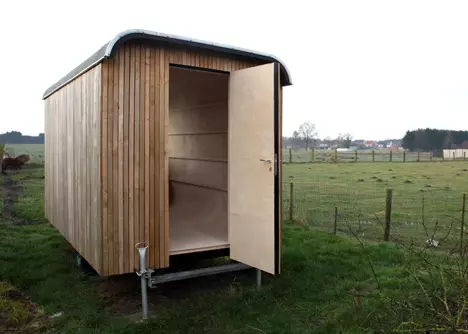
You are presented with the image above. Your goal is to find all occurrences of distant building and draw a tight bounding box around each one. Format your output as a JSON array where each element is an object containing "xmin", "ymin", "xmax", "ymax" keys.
[
  {"xmin": 387, "ymin": 142, "xmax": 402, "ymax": 151},
  {"xmin": 316, "ymin": 143, "xmax": 329, "ymax": 150},
  {"xmin": 363, "ymin": 140, "xmax": 376, "ymax": 148}
]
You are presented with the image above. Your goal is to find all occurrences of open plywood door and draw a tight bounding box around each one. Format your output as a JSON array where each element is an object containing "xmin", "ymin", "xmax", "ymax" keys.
[{"xmin": 228, "ymin": 62, "xmax": 281, "ymax": 275}]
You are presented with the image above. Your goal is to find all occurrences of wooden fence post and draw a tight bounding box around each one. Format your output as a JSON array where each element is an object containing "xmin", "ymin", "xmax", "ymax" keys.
[
  {"xmin": 372, "ymin": 150, "xmax": 375, "ymax": 162},
  {"xmin": 464, "ymin": 152, "xmax": 466, "ymax": 161},
  {"xmin": 461, "ymin": 193, "xmax": 466, "ymax": 255},
  {"xmin": 289, "ymin": 182, "xmax": 294, "ymax": 221},
  {"xmin": 403, "ymin": 151, "xmax": 406, "ymax": 163},
  {"xmin": 384, "ymin": 188, "xmax": 393, "ymax": 241},
  {"xmin": 417, "ymin": 151, "xmax": 420, "ymax": 162},
  {"xmin": 354, "ymin": 150, "xmax": 358, "ymax": 162},
  {"xmin": 289, "ymin": 148, "xmax": 292, "ymax": 164},
  {"xmin": 334, "ymin": 149, "xmax": 338, "ymax": 162},
  {"xmin": 430, "ymin": 152, "xmax": 433, "ymax": 161},
  {"xmin": 334, "ymin": 206, "xmax": 338, "ymax": 235},
  {"xmin": 311, "ymin": 148, "xmax": 315, "ymax": 162},
  {"xmin": 389, "ymin": 150, "xmax": 393, "ymax": 162}
]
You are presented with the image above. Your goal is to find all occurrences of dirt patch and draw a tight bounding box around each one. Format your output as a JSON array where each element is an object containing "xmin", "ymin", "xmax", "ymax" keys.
[
  {"xmin": 0, "ymin": 173, "xmax": 40, "ymax": 226},
  {"xmin": 0, "ymin": 281, "xmax": 49, "ymax": 333},
  {"xmin": 0, "ymin": 174, "xmax": 21, "ymax": 219}
]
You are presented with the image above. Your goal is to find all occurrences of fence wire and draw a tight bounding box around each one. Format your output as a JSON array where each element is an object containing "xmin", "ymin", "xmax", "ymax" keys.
[
  {"xmin": 282, "ymin": 148, "xmax": 463, "ymax": 164},
  {"xmin": 282, "ymin": 179, "xmax": 467, "ymax": 251}
]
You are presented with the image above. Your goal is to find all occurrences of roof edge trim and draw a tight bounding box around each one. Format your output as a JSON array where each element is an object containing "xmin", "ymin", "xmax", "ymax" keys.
[
  {"xmin": 103, "ymin": 29, "xmax": 292, "ymax": 84},
  {"xmin": 42, "ymin": 29, "xmax": 292, "ymax": 100},
  {"xmin": 42, "ymin": 58, "xmax": 105, "ymax": 100}
]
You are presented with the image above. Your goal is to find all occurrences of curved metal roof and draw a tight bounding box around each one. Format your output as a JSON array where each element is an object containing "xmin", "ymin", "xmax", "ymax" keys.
[{"xmin": 42, "ymin": 29, "xmax": 293, "ymax": 100}]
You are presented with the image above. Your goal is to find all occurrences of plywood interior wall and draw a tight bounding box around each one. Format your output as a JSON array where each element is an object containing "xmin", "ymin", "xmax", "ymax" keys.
[
  {"xmin": 44, "ymin": 64, "xmax": 102, "ymax": 274},
  {"xmin": 99, "ymin": 42, "xmax": 265, "ymax": 275},
  {"xmin": 168, "ymin": 67, "xmax": 229, "ymax": 254}
]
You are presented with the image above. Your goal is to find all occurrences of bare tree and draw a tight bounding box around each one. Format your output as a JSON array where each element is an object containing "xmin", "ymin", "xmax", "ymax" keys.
[
  {"xmin": 298, "ymin": 121, "xmax": 318, "ymax": 151},
  {"xmin": 342, "ymin": 133, "xmax": 353, "ymax": 148},
  {"xmin": 334, "ymin": 133, "xmax": 353, "ymax": 148},
  {"xmin": 292, "ymin": 131, "xmax": 301, "ymax": 148},
  {"xmin": 443, "ymin": 131, "xmax": 454, "ymax": 149}
]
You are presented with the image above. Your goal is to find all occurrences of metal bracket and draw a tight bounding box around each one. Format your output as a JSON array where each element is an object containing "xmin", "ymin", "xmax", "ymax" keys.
[{"xmin": 136, "ymin": 268, "xmax": 154, "ymax": 279}]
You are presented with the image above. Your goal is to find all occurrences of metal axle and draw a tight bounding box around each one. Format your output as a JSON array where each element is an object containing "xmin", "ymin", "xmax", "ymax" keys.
[{"xmin": 148, "ymin": 262, "xmax": 251, "ymax": 287}]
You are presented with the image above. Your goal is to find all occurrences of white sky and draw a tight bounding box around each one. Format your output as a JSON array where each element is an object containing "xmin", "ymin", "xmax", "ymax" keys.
[{"xmin": 1, "ymin": 0, "xmax": 468, "ymax": 140}]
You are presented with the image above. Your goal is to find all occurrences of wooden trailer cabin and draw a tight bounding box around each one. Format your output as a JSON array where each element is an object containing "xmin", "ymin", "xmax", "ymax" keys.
[{"xmin": 42, "ymin": 29, "xmax": 292, "ymax": 277}]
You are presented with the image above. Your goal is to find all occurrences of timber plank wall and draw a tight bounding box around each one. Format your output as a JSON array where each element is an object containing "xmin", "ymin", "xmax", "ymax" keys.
[
  {"xmin": 44, "ymin": 65, "xmax": 102, "ymax": 273},
  {"xmin": 45, "ymin": 42, "xmax": 266, "ymax": 276}
]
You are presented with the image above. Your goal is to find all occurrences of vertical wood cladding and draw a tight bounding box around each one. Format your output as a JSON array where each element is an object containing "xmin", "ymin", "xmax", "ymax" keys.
[
  {"xmin": 100, "ymin": 43, "xmax": 264, "ymax": 275},
  {"xmin": 44, "ymin": 65, "xmax": 102, "ymax": 274}
]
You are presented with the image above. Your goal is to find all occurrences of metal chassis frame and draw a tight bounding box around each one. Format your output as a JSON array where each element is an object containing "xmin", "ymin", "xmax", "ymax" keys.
[{"xmin": 135, "ymin": 243, "xmax": 262, "ymax": 320}]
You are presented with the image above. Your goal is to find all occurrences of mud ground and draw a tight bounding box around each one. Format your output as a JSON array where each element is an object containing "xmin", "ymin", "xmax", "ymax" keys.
[
  {"xmin": 0, "ymin": 169, "xmax": 49, "ymax": 332},
  {"xmin": 0, "ymin": 170, "xmax": 41, "ymax": 226}
]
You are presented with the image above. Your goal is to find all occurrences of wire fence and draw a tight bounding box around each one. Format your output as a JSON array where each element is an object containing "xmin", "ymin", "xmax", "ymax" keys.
[
  {"xmin": 282, "ymin": 180, "xmax": 467, "ymax": 250},
  {"xmin": 283, "ymin": 148, "xmax": 468, "ymax": 164}
]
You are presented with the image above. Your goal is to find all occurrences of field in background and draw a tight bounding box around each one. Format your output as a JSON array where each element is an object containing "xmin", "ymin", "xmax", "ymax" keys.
[
  {"xmin": 0, "ymin": 144, "xmax": 450, "ymax": 165},
  {"xmin": 3, "ymin": 144, "xmax": 465, "ymax": 250},
  {"xmin": 4, "ymin": 144, "xmax": 44, "ymax": 164},
  {"xmin": 283, "ymin": 147, "xmax": 440, "ymax": 163},
  {"xmin": 282, "ymin": 161, "xmax": 468, "ymax": 250}
]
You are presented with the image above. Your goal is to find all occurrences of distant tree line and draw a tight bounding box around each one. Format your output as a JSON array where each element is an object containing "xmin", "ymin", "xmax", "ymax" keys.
[
  {"xmin": 402, "ymin": 128, "xmax": 468, "ymax": 154},
  {"xmin": 0, "ymin": 131, "xmax": 44, "ymax": 144},
  {"xmin": 283, "ymin": 120, "xmax": 370, "ymax": 151}
]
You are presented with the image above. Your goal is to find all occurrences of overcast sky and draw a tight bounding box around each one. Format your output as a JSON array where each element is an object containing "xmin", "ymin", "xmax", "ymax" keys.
[{"xmin": 1, "ymin": 0, "xmax": 468, "ymax": 140}]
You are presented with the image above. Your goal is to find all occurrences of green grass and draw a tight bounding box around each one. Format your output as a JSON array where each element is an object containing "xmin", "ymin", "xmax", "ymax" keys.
[
  {"xmin": 283, "ymin": 162, "xmax": 468, "ymax": 250},
  {"xmin": 0, "ymin": 164, "xmax": 466, "ymax": 332},
  {"xmin": 0, "ymin": 281, "xmax": 49, "ymax": 332}
]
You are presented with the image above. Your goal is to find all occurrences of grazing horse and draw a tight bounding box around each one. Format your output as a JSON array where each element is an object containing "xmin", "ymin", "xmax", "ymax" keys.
[
  {"xmin": 1, "ymin": 154, "xmax": 30, "ymax": 174},
  {"xmin": 15, "ymin": 154, "xmax": 30, "ymax": 164}
]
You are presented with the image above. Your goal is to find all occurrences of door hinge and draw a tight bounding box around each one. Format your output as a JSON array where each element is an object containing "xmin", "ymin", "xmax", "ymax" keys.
[{"xmin": 274, "ymin": 153, "xmax": 278, "ymax": 176}]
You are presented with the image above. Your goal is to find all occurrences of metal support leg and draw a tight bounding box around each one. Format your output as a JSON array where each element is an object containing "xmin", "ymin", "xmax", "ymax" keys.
[
  {"xmin": 140, "ymin": 272, "xmax": 148, "ymax": 320},
  {"xmin": 75, "ymin": 253, "xmax": 82, "ymax": 267},
  {"xmin": 135, "ymin": 242, "xmax": 151, "ymax": 321},
  {"xmin": 256, "ymin": 269, "xmax": 262, "ymax": 288}
]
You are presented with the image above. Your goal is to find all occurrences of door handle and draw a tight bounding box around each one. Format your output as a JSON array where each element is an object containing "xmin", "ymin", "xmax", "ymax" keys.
[{"xmin": 260, "ymin": 159, "xmax": 272, "ymax": 163}]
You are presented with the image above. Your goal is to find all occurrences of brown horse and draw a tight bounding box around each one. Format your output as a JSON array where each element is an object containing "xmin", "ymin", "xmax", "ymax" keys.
[
  {"xmin": 15, "ymin": 154, "xmax": 30, "ymax": 164},
  {"xmin": 1, "ymin": 154, "xmax": 30, "ymax": 174}
]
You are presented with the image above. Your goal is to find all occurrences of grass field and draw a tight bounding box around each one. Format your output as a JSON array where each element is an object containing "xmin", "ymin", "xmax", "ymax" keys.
[
  {"xmin": 283, "ymin": 161, "xmax": 468, "ymax": 251},
  {"xmin": 1, "ymin": 150, "xmax": 468, "ymax": 332}
]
